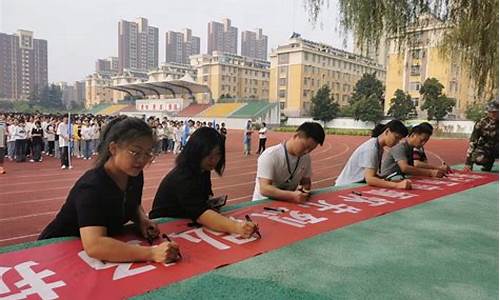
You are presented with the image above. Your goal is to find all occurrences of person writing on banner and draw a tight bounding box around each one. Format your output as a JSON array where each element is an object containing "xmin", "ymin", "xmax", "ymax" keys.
[
  {"xmin": 335, "ymin": 120, "xmax": 413, "ymax": 189},
  {"xmin": 252, "ymin": 122, "xmax": 325, "ymax": 203},
  {"xmin": 464, "ymin": 100, "xmax": 499, "ymax": 172},
  {"xmin": 150, "ymin": 127, "xmax": 258, "ymax": 238},
  {"xmin": 379, "ymin": 122, "xmax": 450, "ymax": 179},
  {"xmin": 39, "ymin": 116, "xmax": 180, "ymax": 263}
]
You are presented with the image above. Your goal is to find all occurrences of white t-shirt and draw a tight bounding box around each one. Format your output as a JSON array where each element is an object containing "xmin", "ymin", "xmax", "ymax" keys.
[
  {"xmin": 252, "ymin": 143, "xmax": 312, "ymax": 201},
  {"xmin": 259, "ymin": 127, "xmax": 267, "ymax": 139},
  {"xmin": 335, "ymin": 138, "xmax": 381, "ymax": 186},
  {"xmin": 57, "ymin": 122, "xmax": 69, "ymax": 147},
  {"xmin": 80, "ymin": 125, "xmax": 92, "ymax": 140},
  {"xmin": 7, "ymin": 125, "xmax": 16, "ymax": 142}
]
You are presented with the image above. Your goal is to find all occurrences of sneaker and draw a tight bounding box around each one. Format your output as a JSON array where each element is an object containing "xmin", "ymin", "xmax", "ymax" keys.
[
  {"xmin": 61, "ymin": 165, "xmax": 67, "ymax": 169},
  {"xmin": 69, "ymin": 165, "xmax": 73, "ymax": 169},
  {"xmin": 30, "ymin": 159, "xmax": 34, "ymax": 163}
]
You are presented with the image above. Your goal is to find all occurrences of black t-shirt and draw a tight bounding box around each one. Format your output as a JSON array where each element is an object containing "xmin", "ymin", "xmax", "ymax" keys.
[
  {"xmin": 39, "ymin": 166, "xmax": 144, "ymax": 239},
  {"xmin": 31, "ymin": 128, "xmax": 43, "ymax": 143},
  {"xmin": 149, "ymin": 167, "xmax": 213, "ymax": 221}
]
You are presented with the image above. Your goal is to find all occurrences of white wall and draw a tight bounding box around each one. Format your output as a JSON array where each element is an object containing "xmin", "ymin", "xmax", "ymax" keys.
[{"xmin": 286, "ymin": 117, "xmax": 476, "ymax": 134}]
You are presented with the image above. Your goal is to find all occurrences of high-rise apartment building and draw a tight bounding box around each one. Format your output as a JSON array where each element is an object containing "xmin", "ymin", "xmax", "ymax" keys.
[
  {"xmin": 207, "ymin": 18, "xmax": 238, "ymax": 55},
  {"xmin": 165, "ymin": 28, "xmax": 200, "ymax": 64},
  {"xmin": 190, "ymin": 51, "xmax": 270, "ymax": 102},
  {"xmin": 0, "ymin": 29, "xmax": 47, "ymax": 100},
  {"xmin": 269, "ymin": 34, "xmax": 385, "ymax": 117},
  {"xmin": 74, "ymin": 80, "xmax": 86, "ymax": 104},
  {"xmin": 118, "ymin": 17, "xmax": 159, "ymax": 72},
  {"xmin": 241, "ymin": 28, "xmax": 268, "ymax": 60}
]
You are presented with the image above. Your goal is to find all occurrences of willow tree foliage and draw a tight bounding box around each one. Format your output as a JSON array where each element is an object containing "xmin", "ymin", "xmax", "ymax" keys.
[{"xmin": 303, "ymin": 0, "xmax": 498, "ymax": 97}]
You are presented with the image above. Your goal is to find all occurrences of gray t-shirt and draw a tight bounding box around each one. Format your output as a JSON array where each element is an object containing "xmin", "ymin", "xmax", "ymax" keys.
[
  {"xmin": 252, "ymin": 143, "xmax": 312, "ymax": 201},
  {"xmin": 335, "ymin": 138, "xmax": 381, "ymax": 186},
  {"xmin": 380, "ymin": 140, "xmax": 413, "ymax": 178}
]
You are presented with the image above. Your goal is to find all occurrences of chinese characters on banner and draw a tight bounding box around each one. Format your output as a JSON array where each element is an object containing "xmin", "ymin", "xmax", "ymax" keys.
[{"xmin": 0, "ymin": 171, "xmax": 497, "ymax": 299}]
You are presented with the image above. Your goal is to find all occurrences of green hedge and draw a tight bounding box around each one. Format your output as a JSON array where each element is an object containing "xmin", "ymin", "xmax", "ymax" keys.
[{"xmin": 275, "ymin": 126, "xmax": 371, "ymax": 136}]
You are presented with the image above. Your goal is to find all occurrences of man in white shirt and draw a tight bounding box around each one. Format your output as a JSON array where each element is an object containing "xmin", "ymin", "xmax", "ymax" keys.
[
  {"xmin": 257, "ymin": 122, "xmax": 268, "ymax": 154},
  {"xmin": 252, "ymin": 122, "xmax": 325, "ymax": 203},
  {"xmin": 57, "ymin": 116, "xmax": 70, "ymax": 169}
]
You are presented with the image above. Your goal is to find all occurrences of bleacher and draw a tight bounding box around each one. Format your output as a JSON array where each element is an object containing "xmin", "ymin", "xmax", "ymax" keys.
[
  {"xmin": 88, "ymin": 103, "xmax": 112, "ymax": 115},
  {"xmin": 229, "ymin": 101, "xmax": 272, "ymax": 119},
  {"xmin": 177, "ymin": 104, "xmax": 211, "ymax": 117},
  {"xmin": 198, "ymin": 103, "xmax": 244, "ymax": 118},
  {"xmin": 98, "ymin": 104, "xmax": 129, "ymax": 116}
]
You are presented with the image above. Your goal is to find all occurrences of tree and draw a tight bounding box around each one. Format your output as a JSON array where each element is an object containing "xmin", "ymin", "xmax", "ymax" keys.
[
  {"xmin": 311, "ymin": 85, "xmax": 340, "ymax": 125},
  {"xmin": 350, "ymin": 73, "xmax": 385, "ymax": 105},
  {"xmin": 465, "ymin": 102, "xmax": 486, "ymax": 122},
  {"xmin": 387, "ymin": 89, "xmax": 416, "ymax": 121},
  {"xmin": 304, "ymin": 0, "xmax": 498, "ymax": 97},
  {"xmin": 351, "ymin": 94, "xmax": 384, "ymax": 124},
  {"xmin": 43, "ymin": 84, "xmax": 64, "ymax": 109},
  {"xmin": 420, "ymin": 78, "xmax": 456, "ymax": 123}
]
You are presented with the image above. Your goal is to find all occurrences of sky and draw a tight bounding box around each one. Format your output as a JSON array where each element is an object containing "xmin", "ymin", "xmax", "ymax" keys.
[{"xmin": 1, "ymin": 0, "xmax": 352, "ymax": 83}]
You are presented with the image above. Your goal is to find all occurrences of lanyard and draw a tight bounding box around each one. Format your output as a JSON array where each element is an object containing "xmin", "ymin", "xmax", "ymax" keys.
[
  {"xmin": 283, "ymin": 142, "xmax": 301, "ymax": 183},
  {"xmin": 375, "ymin": 138, "xmax": 382, "ymax": 171}
]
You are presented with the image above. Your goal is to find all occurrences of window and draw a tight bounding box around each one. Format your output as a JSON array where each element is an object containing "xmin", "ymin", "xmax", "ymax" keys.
[
  {"xmin": 410, "ymin": 65, "xmax": 420, "ymax": 76},
  {"xmin": 279, "ymin": 89, "xmax": 287, "ymax": 98},
  {"xmin": 409, "ymin": 82, "xmax": 421, "ymax": 91},
  {"xmin": 278, "ymin": 53, "xmax": 289, "ymax": 64}
]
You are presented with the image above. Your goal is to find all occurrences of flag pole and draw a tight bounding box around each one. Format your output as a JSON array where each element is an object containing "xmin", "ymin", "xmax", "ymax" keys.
[{"xmin": 67, "ymin": 112, "xmax": 72, "ymax": 168}]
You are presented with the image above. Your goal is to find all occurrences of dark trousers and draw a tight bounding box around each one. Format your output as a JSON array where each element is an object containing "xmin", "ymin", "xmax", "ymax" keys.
[
  {"xmin": 32, "ymin": 140, "xmax": 42, "ymax": 161},
  {"xmin": 15, "ymin": 139, "xmax": 27, "ymax": 162},
  {"xmin": 48, "ymin": 141, "xmax": 55, "ymax": 155},
  {"xmin": 60, "ymin": 146, "xmax": 69, "ymax": 167},
  {"xmin": 25, "ymin": 139, "xmax": 32, "ymax": 157},
  {"xmin": 258, "ymin": 138, "xmax": 267, "ymax": 154}
]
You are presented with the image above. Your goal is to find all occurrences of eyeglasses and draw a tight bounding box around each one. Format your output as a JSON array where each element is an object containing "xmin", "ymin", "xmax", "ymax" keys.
[{"xmin": 127, "ymin": 149, "xmax": 155, "ymax": 162}]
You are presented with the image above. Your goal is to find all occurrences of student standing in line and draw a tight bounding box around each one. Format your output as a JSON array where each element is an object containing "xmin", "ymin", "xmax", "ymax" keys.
[
  {"xmin": 379, "ymin": 123, "xmax": 447, "ymax": 178},
  {"xmin": 252, "ymin": 122, "xmax": 325, "ymax": 202},
  {"xmin": 335, "ymin": 120, "xmax": 412, "ymax": 189},
  {"xmin": 220, "ymin": 122, "xmax": 227, "ymax": 139},
  {"xmin": 57, "ymin": 116, "xmax": 70, "ymax": 169},
  {"xmin": 6, "ymin": 118, "xmax": 17, "ymax": 160},
  {"xmin": 0, "ymin": 115, "xmax": 6, "ymax": 174},
  {"xmin": 257, "ymin": 122, "xmax": 268, "ymax": 154},
  {"xmin": 243, "ymin": 120, "xmax": 253, "ymax": 156},
  {"xmin": 46, "ymin": 122, "xmax": 56, "ymax": 156},
  {"xmin": 30, "ymin": 121, "xmax": 44, "ymax": 162},
  {"xmin": 39, "ymin": 116, "xmax": 179, "ymax": 263},
  {"xmin": 80, "ymin": 119, "xmax": 93, "ymax": 160},
  {"xmin": 150, "ymin": 127, "xmax": 257, "ymax": 238},
  {"xmin": 14, "ymin": 119, "xmax": 28, "ymax": 163}
]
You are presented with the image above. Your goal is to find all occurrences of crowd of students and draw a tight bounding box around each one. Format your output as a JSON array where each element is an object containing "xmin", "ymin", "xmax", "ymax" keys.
[
  {"xmin": 0, "ymin": 113, "xmax": 233, "ymax": 174},
  {"xmin": 3, "ymin": 101, "xmax": 497, "ymax": 264}
]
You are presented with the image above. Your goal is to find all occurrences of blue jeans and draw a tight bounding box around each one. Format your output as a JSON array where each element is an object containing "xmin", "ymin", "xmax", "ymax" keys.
[{"xmin": 83, "ymin": 140, "xmax": 92, "ymax": 159}]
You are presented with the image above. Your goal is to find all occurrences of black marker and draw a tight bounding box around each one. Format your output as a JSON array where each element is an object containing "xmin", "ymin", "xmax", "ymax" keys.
[
  {"xmin": 245, "ymin": 215, "xmax": 262, "ymax": 239},
  {"xmin": 162, "ymin": 233, "xmax": 182, "ymax": 259},
  {"xmin": 263, "ymin": 207, "xmax": 286, "ymax": 213},
  {"xmin": 352, "ymin": 191, "xmax": 363, "ymax": 196}
]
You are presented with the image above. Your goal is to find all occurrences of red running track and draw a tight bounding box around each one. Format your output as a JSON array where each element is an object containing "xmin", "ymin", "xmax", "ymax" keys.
[{"xmin": 0, "ymin": 130, "xmax": 468, "ymax": 247}]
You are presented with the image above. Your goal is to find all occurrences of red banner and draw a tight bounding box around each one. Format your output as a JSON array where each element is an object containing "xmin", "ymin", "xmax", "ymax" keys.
[{"xmin": 0, "ymin": 171, "xmax": 497, "ymax": 299}]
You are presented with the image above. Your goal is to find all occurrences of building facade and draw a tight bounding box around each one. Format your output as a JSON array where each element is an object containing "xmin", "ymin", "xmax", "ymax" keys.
[
  {"xmin": 118, "ymin": 17, "xmax": 159, "ymax": 72},
  {"xmin": 165, "ymin": 28, "xmax": 200, "ymax": 64},
  {"xmin": 385, "ymin": 14, "xmax": 478, "ymax": 119},
  {"xmin": 190, "ymin": 51, "xmax": 270, "ymax": 103},
  {"xmin": 270, "ymin": 34, "xmax": 385, "ymax": 117},
  {"xmin": 0, "ymin": 29, "xmax": 47, "ymax": 100},
  {"xmin": 241, "ymin": 28, "xmax": 268, "ymax": 60},
  {"xmin": 95, "ymin": 57, "xmax": 119, "ymax": 75},
  {"xmin": 207, "ymin": 18, "xmax": 238, "ymax": 55},
  {"xmin": 85, "ymin": 73, "xmax": 113, "ymax": 108},
  {"xmin": 74, "ymin": 80, "xmax": 86, "ymax": 105},
  {"xmin": 148, "ymin": 62, "xmax": 196, "ymax": 82}
]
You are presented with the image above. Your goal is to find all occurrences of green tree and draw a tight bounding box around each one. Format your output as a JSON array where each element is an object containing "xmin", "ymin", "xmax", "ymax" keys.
[
  {"xmin": 310, "ymin": 85, "xmax": 340, "ymax": 125},
  {"xmin": 387, "ymin": 89, "xmax": 416, "ymax": 121},
  {"xmin": 304, "ymin": 0, "xmax": 498, "ymax": 96},
  {"xmin": 465, "ymin": 102, "xmax": 486, "ymax": 122},
  {"xmin": 350, "ymin": 73, "xmax": 385, "ymax": 105},
  {"xmin": 420, "ymin": 78, "xmax": 456, "ymax": 123},
  {"xmin": 351, "ymin": 94, "xmax": 384, "ymax": 124},
  {"xmin": 42, "ymin": 84, "xmax": 64, "ymax": 109}
]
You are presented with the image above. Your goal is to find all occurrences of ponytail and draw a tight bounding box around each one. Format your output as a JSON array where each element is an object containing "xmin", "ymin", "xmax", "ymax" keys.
[
  {"xmin": 94, "ymin": 116, "xmax": 153, "ymax": 168},
  {"xmin": 371, "ymin": 120, "xmax": 408, "ymax": 138}
]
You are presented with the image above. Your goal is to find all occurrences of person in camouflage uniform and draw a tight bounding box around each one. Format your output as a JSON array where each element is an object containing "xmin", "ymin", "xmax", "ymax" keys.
[{"xmin": 464, "ymin": 100, "xmax": 499, "ymax": 172}]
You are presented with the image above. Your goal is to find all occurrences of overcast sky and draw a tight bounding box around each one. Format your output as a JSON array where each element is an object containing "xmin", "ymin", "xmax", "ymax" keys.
[{"xmin": 1, "ymin": 0, "xmax": 352, "ymax": 83}]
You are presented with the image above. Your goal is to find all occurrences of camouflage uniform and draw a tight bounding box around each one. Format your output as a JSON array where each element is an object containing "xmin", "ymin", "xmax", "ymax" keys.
[{"xmin": 465, "ymin": 115, "xmax": 499, "ymax": 171}]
